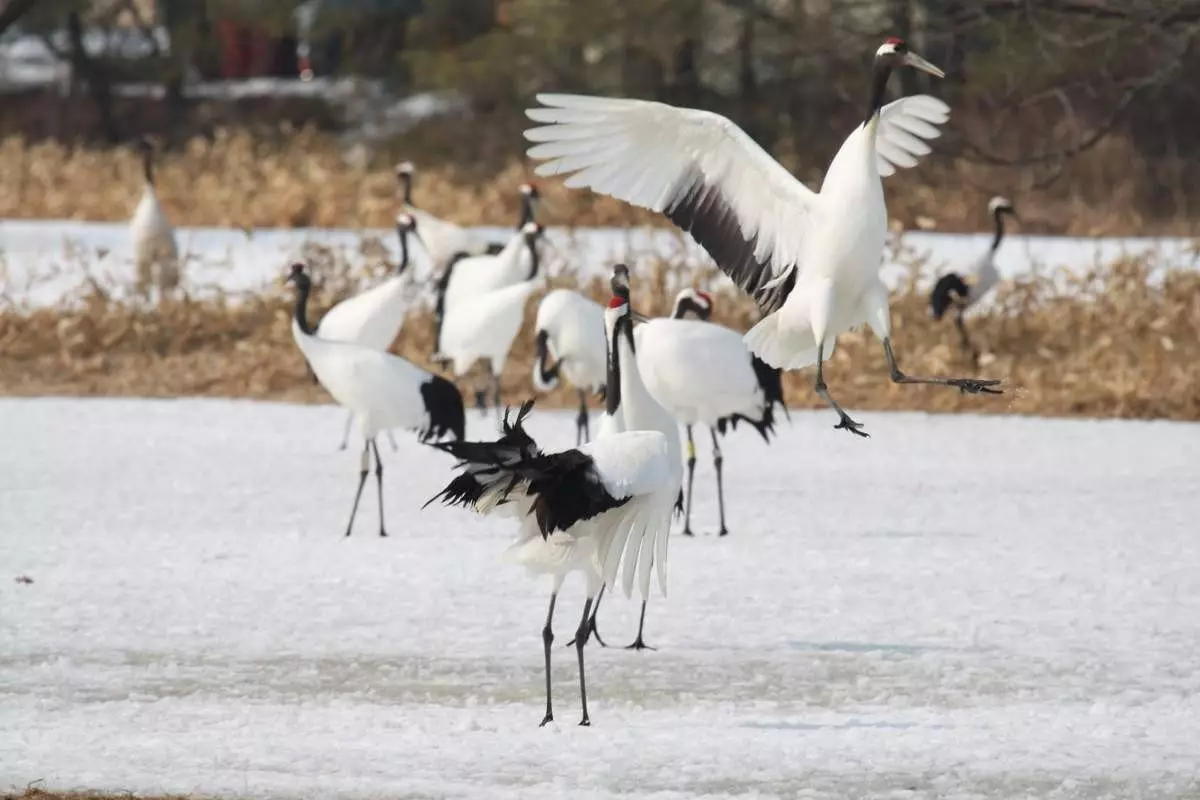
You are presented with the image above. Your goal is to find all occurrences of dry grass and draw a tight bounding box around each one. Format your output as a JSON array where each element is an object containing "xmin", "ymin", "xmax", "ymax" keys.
[
  {"xmin": 4, "ymin": 125, "xmax": 1200, "ymax": 236},
  {"xmin": 2, "ymin": 249, "xmax": 1198, "ymax": 421}
]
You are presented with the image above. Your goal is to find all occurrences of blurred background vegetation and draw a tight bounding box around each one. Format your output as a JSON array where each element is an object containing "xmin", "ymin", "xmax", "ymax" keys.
[{"xmin": 3, "ymin": 0, "xmax": 1200, "ymax": 233}]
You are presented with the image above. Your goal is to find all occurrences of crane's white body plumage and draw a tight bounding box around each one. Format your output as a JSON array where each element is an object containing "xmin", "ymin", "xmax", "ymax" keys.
[
  {"xmin": 532, "ymin": 289, "xmax": 607, "ymax": 393},
  {"xmin": 130, "ymin": 184, "xmax": 179, "ymax": 298},
  {"xmin": 401, "ymin": 207, "xmax": 491, "ymax": 268},
  {"xmin": 501, "ymin": 429, "xmax": 674, "ymax": 598},
  {"xmin": 294, "ymin": 321, "xmax": 439, "ymax": 439},
  {"xmin": 438, "ymin": 280, "xmax": 539, "ymax": 377},
  {"xmin": 441, "ymin": 225, "xmax": 538, "ymax": 311},
  {"xmin": 316, "ymin": 277, "xmax": 409, "ymax": 351},
  {"xmin": 523, "ymin": 91, "xmax": 949, "ymax": 370},
  {"xmin": 634, "ymin": 319, "xmax": 769, "ymax": 425}
]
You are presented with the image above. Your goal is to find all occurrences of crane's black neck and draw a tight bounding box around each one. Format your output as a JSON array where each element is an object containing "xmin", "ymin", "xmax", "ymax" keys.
[
  {"xmin": 672, "ymin": 296, "xmax": 710, "ymax": 320},
  {"xmin": 864, "ymin": 58, "xmax": 895, "ymax": 126},
  {"xmin": 535, "ymin": 330, "xmax": 559, "ymax": 386},
  {"xmin": 142, "ymin": 149, "xmax": 155, "ymax": 185},
  {"xmin": 991, "ymin": 209, "xmax": 1006, "ymax": 252},
  {"xmin": 519, "ymin": 194, "xmax": 536, "ymax": 227},
  {"xmin": 605, "ymin": 311, "xmax": 633, "ymax": 417},
  {"xmin": 525, "ymin": 235, "xmax": 540, "ymax": 280},
  {"xmin": 397, "ymin": 228, "xmax": 410, "ymax": 274},
  {"xmin": 292, "ymin": 275, "xmax": 316, "ymax": 335},
  {"xmin": 399, "ymin": 172, "xmax": 413, "ymax": 205}
]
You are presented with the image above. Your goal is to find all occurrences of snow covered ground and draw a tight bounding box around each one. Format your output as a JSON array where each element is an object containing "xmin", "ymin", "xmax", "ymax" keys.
[
  {"xmin": 2, "ymin": 220, "xmax": 1197, "ymax": 309},
  {"xmin": 3, "ymin": 398, "xmax": 1199, "ymax": 798}
]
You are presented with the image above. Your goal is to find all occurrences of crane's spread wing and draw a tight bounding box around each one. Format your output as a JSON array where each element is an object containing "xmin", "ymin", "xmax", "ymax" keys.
[
  {"xmin": 874, "ymin": 95, "xmax": 950, "ymax": 178},
  {"xmin": 526, "ymin": 94, "xmax": 818, "ymax": 315}
]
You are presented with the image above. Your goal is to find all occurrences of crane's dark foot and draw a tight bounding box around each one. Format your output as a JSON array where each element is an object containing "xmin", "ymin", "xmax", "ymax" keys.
[
  {"xmin": 566, "ymin": 618, "xmax": 606, "ymax": 648},
  {"xmin": 539, "ymin": 711, "xmax": 553, "ymax": 727},
  {"xmin": 681, "ymin": 527, "xmax": 695, "ymax": 537},
  {"xmin": 343, "ymin": 530, "xmax": 352, "ymax": 538},
  {"xmin": 717, "ymin": 527, "xmax": 729, "ymax": 537},
  {"xmin": 578, "ymin": 715, "xmax": 591, "ymax": 727},
  {"xmin": 378, "ymin": 530, "xmax": 388, "ymax": 538},
  {"xmin": 835, "ymin": 413, "xmax": 870, "ymax": 438},
  {"xmin": 337, "ymin": 442, "xmax": 348, "ymax": 451},
  {"xmin": 950, "ymin": 377, "xmax": 1002, "ymax": 395},
  {"xmin": 625, "ymin": 636, "xmax": 655, "ymax": 651}
]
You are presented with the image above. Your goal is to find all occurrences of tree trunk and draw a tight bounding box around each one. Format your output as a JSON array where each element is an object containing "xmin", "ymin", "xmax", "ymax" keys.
[
  {"xmin": 889, "ymin": 0, "xmax": 917, "ymax": 96},
  {"xmin": 67, "ymin": 10, "xmax": 120, "ymax": 144},
  {"xmin": 0, "ymin": 0, "xmax": 38, "ymax": 37}
]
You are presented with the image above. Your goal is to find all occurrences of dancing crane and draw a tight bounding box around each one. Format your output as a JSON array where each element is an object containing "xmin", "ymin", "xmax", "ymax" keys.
[{"xmin": 524, "ymin": 37, "xmax": 1002, "ymax": 437}]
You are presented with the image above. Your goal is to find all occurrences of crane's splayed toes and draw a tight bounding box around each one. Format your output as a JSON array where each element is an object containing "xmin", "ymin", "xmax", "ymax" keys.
[
  {"xmin": 950, "ymin": 378, "xmax": 1003, "ymax": 395},
  {"xmin": 835, "ymin": 414, "xmax": 870, "ymax": 438},
  {"xmin": 625, "ymin": 635, "xmax": 656, "ymax": 651}
]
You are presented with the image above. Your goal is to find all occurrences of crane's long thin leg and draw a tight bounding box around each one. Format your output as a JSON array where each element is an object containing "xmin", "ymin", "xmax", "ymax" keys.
[
  {"xmin": 344, "ymin": 441, "xmax": 371, "ymax": 537},
  {"xmin": 682, "ymin": 424, "xmax": 697, "ymax": 536},
  {"xmin": 371, "ymin": 439, "xmax": 387, "ymax": 538},
  {"xmin": 474, "ymin": 381, "xmax": 487, "ymax": 416},
  {"xmin": 575, "ymin": 596, "xmax": 595, "ymax": 726},
  {"xmin": 954, "ymin": 310, "xmax": 980, "ymax": 368},
  {"xmin": 386, "ymin": 429, "xmax": 398, "ymax": 452},
  {"xmin": 624, "ymin": 599, "xmax": 655, "ymax": 651},
  {"xmin": 576, "ymin": 389, "xmax": 589, "ymax": 446},
  {"xmin": 539, "ymin": 592, "xmax": 557, "ymax": 727},
  {"xmin": 566, "ymin": 584, "xmax": 608, "ymax": 648},
  {"xmin": 338, "ymin": 411, "xmax": 353, "ymax": 451},
  {"xmin": 814, "ymin": 340, "xmax": 869, "ymax": 438},
  {"xmin": 882, "ymin": 338, "xmax": 1001, "ymax": 394},
  {"xmin": 710, "ymin": 427, "xmax": 728, "ymax": 537},
  {"xmin": 491, "ymin": 364, "xmax": 502, "ymax": 421}
]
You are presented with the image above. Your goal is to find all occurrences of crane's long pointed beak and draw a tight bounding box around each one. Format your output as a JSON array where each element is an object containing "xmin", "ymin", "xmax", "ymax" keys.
[{"xmin": 904, "ymin": 51, "xmax": 945, "ymax": 79}]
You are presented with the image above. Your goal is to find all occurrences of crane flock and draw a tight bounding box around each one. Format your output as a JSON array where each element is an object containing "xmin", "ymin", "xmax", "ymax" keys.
[{"xmin": 131, "ymin": 35, "xmax": 1011, "ymax": 726}]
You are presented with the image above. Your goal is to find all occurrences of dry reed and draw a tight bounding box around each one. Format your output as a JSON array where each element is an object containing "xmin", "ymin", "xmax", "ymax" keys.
[
  {"xmin": 2, "ymin": 247, "xmax": 1197, "ymax": 421},
  {"xmin": 3, "ymin": 126, "xmax": 1200, "ymax": 236}
]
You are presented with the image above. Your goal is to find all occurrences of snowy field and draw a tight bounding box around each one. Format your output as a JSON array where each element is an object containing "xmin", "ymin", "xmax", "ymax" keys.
[
  {"xmin": 3, "ymin": 398, "xmax": 1200, "ymax": 799},
  {"xmin": 2, "ymin": 220, "xmax": 1198, "ymax": 309}
]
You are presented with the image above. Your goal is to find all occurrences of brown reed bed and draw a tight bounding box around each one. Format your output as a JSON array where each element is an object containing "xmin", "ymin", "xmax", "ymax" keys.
[
  {"xmin": 2, "ymin": 248, "xmax": 1197, "ymax": 422},
  {"xmin": 4, "ymin": 125, "xmax": 1200, "ymax": 237}
]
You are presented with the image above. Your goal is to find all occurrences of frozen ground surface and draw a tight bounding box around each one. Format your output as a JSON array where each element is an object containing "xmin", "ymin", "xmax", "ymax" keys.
[
  {"xmin": 2, "ymin": 220, "xmax": 1197, "ymax": 309},
  {"xmin": 2, "ymin": 398, "xmax": 1200, "ymax": 799}
]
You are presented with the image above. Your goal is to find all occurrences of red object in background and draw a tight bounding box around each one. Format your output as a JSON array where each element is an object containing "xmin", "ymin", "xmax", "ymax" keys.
[{"xmin": 216, "ymin": 20, "xmax": 275, "ymax": 78}]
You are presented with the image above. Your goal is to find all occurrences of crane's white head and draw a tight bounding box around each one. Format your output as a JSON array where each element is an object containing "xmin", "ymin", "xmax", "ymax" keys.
[
  {"xmin": 875, "ymin": 37, "xmax": 944, "ymax": 79},
  {"xmin": 395, "ymin": 161, "xmax": 415, "ymax": 177},
  {"xmin": 989, "ymin": 196, "xmax": 1016, "ymax": 216},
  {"xmin": 520, "ymin": 182, "xmax": 539, "ymax": 198},
  {"xmin": 522, "ymin": 221, "xmax": 544, "ymax": 240},
  {"xmin": 396, "ymin": 213, "xmax": 416, "ymax": 231}
]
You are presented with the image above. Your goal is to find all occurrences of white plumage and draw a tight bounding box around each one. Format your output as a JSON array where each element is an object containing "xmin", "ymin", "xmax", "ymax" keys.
[
  {"xmin": 929, "ymin": 196, "xmax": 1016, "ymax": 364},
  {"xmin": 395, "ymin": 162, "xmax": 541, "ymax": 270},
  {"xmin": 524, "ymin": 38, "xmax": 1001, "ymax": 437},
  {"xmin": 316, "ymin": 215, "xmax": 421, "ymax": 449},
  {"xmin": 317, "ymin": 214, "xmax": 417, "ymax": 350},
  {"xmin": 634, "ymin": 289, "xmax": 786, "ymax": 537},
  {"xmin": 437, "ymin": 279, "xmax": 541, "ymax": 413},
  {"xmin": 439, "ymin": 222, "xmax": 543, "ymax": 312},
  {"xmin": 532, "ymin": 288, "xmax": 607, "ymax": 445},
  {"xmin": 129, "ymin": 139, "xmax": 179, "ymax": 302},
  {"xmin": 426, "ymin": 265, "xmax": 680, "ymax": 725},
  {"xmin": 285, "ymin": 263, "xmax": 464, "ymax": 538}
]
